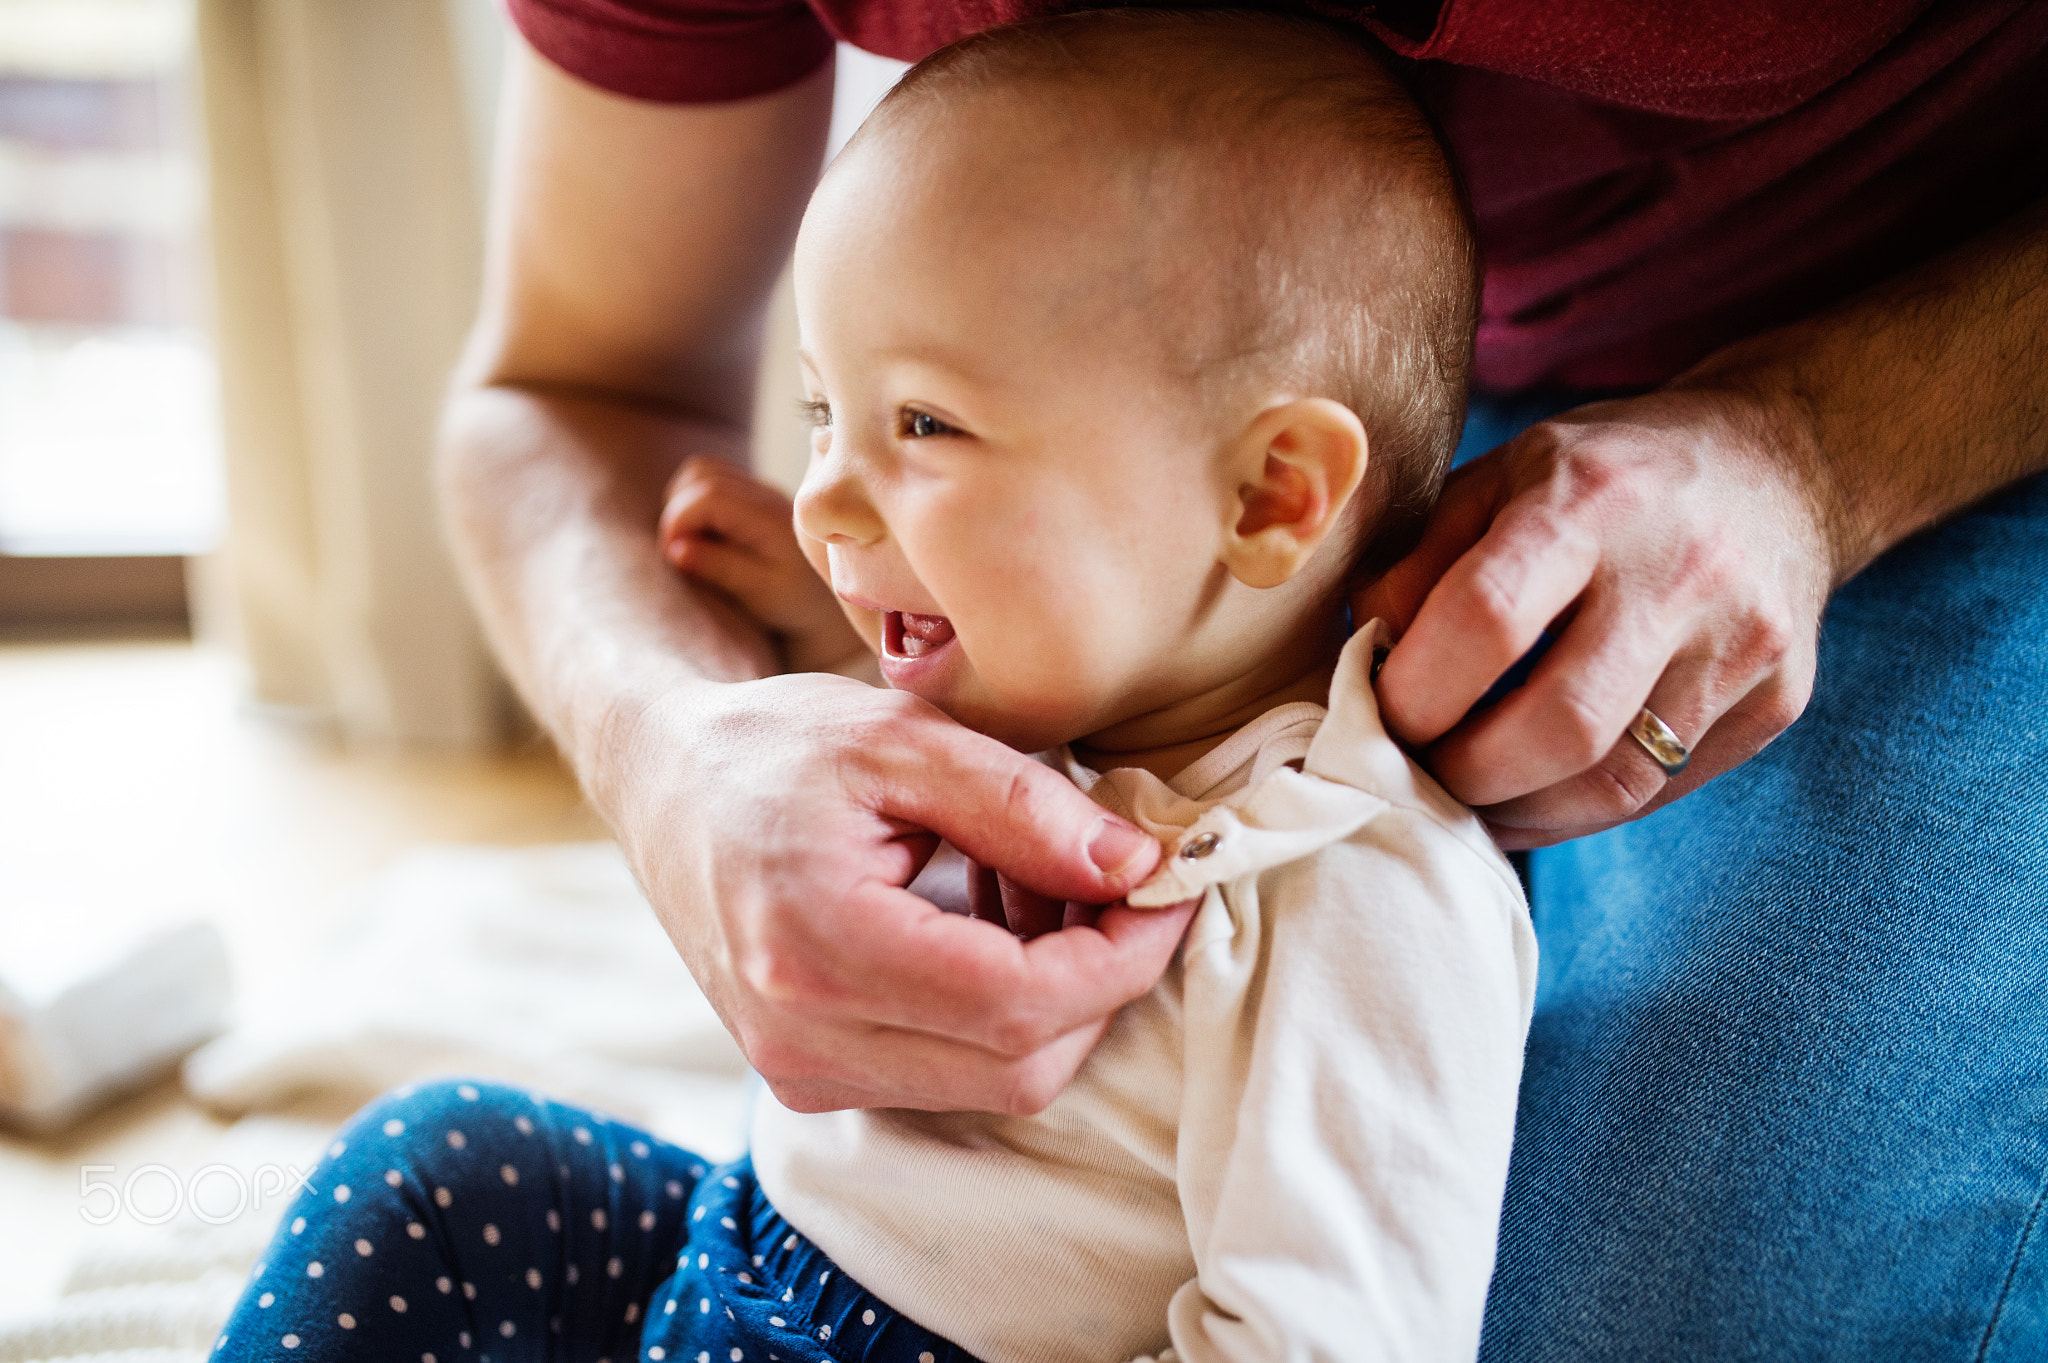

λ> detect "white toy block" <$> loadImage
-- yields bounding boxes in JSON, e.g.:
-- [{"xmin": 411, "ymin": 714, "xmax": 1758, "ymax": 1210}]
[{"xmin": 0, "ymin": 919, "xmax": 230, "ymax": 1134}]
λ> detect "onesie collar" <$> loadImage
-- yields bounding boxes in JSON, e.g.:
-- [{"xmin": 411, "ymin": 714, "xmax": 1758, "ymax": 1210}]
[{"xmin": 1060, "ymin": 620, "xmax": 1405, "ymax": 908}]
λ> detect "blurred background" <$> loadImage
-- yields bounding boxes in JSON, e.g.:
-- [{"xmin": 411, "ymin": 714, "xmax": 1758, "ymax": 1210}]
[{"xmin": 0, "ymin": 1, "xmax": 904, "ymax": 1352}]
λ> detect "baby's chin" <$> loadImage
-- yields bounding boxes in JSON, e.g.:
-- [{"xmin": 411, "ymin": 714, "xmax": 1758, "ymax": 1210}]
[{"xmin": 899, "ymin": 682, "xmax": 1094, "ymax": 756}]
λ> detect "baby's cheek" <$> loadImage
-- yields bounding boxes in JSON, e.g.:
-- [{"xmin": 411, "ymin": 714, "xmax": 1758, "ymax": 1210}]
[
  {"xmin": 796, "ymin": 522, "xmax": 831, "ymax": 581},
  {"xmin": 841, "ymin": 602, "xmax": 882, "ymax": 657},
  {"xmin": 977, "ymin": 610, "xmax": 1127, "ymax": 719}
]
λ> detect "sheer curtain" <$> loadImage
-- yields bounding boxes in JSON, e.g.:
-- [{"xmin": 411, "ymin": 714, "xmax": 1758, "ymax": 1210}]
[
  {"xmin": 196, "ymin": 0, "xmax": 505, "ymax": 746},
  {"xmin": 195, "ymin": 6, "xmax": 901, "ymax": 748}
]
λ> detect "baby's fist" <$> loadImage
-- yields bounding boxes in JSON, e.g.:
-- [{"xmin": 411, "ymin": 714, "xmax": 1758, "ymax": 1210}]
[{"xmin": 658, "ymin": 455, "xmax": 867, "ymax": 674}]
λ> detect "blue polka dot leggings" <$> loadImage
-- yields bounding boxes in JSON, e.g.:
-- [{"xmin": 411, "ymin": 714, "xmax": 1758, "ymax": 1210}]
[{"xmin": 213, "ymin": 1080, "xmax": 979, "ymax": 1363}]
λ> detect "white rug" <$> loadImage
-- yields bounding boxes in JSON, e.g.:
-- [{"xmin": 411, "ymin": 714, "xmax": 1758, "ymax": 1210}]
[
  {"xmin": 184, "ymin": 842, "xmax": 753, "ymax": 1156},
  {"xmin": 4, "ymin": 844, "xmax": 753, "ymax": 1363},
  {"xmin": 0, "ymin": 1116, "xmax": 324, "ymax": 1363}
]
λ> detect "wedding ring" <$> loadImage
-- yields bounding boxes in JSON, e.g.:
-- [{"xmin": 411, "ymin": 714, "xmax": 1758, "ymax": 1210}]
[{"xmin": 1628, "ymin": 707, "xmax": 1691, "ymax": 777}]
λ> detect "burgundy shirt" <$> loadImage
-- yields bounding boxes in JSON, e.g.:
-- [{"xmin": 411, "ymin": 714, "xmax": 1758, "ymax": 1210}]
[{"xmin": 506, "ymin": 0, "xmax": 2048, "ymax": 393}]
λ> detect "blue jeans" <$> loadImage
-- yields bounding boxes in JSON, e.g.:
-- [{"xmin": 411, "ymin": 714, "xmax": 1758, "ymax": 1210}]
[
  {"xmin": 212, "ymin": 1080, "xmax": 976, "ymax": 1363},
  {"xmin": 1458, "ymin": 395, "xmax": 2048, "ymax": 1359}
]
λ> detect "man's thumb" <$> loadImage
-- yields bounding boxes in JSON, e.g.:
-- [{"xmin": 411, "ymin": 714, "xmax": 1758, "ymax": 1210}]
[{"xmin": 881, "ymin": 727, "xmax": 1161, "ymax": 905}]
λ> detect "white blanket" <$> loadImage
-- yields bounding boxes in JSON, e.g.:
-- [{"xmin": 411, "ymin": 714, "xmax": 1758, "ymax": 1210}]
[
  {"xmin": 183, "ymin": 842, "xmax": 752, "ymax": 1158},
  {"xmin": 4, "ymin": 844, "xmax": 752, "ymax": 1363}
]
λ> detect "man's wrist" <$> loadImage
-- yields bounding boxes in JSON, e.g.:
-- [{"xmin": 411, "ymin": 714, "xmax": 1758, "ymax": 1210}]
[
  {"xmin": 1662, "ymin": 357, "xmax": 1855, "ymax": 584},
  {"xmin": 1669, "ymin": 197, "xmax": 2048, "ymax": 586},
  {"xmin": 570, "ymin": 664, "xmax": 719, "ymax": 831}
]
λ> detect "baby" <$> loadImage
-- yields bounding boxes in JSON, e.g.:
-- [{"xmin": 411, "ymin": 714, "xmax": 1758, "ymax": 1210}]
[
  {"xmin": 663, "ymin": 11, "xmax": 1535, "ymax": 1359},
  {"xmin": 213, "ymin": 12, "xmax": 1532, "ymax": 1363}
]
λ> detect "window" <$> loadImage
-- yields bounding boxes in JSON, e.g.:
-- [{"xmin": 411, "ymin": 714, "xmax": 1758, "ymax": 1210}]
[{"xmin": 0, "ymin": 0, "xmax": 221, "ymax": 629}]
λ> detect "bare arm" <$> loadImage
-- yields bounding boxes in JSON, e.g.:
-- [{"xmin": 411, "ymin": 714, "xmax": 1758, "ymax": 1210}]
[
  {"xmin": 440, "ymin": 45, "xmax": 1179, "ymax": 1112},
  {"xmin": 443, "ymin": 46, "xmax": 824, "ymax": 731},
  {"xmin": 1360, "ymin": 199, "xmax": 2048, "ymax": 846}
]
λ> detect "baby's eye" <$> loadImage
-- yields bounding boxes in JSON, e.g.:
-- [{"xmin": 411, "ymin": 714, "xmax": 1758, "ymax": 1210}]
[
  {"xmin": 797, "ymin": 397, "xmax": 832, "ymax": 428},
  {"xmin": 901, "ymin": 408, "xmax": 958, "ymax": 439}
]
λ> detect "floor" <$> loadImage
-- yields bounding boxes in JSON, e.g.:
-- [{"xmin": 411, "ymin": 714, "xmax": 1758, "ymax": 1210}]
[{"xmin": 0, "ymin": 635, "xmax": 605, "ymax": 1319}]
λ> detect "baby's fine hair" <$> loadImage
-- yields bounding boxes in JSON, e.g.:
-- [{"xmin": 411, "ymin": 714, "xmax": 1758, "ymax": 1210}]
[{"xmin": 865, "ymin": 8, "xmax": 1481, "ymax": 574}]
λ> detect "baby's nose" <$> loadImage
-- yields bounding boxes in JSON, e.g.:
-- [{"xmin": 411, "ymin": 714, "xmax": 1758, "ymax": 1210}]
[{"xmin": 794, "ymin": 459, "xmax": 886, "ymax": 548}]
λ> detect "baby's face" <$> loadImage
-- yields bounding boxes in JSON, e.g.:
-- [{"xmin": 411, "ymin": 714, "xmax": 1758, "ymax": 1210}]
[{"xmin": 790, "ymin": 111, "xmax": 1255, "ymax": 752}]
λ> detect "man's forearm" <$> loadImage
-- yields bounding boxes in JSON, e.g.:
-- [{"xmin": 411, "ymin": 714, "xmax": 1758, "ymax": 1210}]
[
  {"xmin": 434, "ymin": 48, "xmax": 830, "ymax": 792},
  {"xmin": 438, "ymin": 384, "xmax": 777, "ymax": 784},
  {"xmin": 1677, "ymin": 197, "xmax": 2048, "ymax": 585}
]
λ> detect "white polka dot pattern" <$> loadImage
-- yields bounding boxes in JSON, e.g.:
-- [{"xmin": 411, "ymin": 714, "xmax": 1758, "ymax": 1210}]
[{"xmin": 218, "ymin": 1088, "xmax": 968, "ymax": 1363}]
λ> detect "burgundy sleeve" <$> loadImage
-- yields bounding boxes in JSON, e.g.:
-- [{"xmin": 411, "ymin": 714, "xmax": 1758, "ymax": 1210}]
[{"xmin": 505, "ymin": 0, "xmax": 835, "ymax": 103}]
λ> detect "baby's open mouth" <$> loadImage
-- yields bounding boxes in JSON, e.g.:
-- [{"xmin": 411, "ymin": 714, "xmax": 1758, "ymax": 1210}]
[{"xmin": 886, "ymin": 610, "xmax": 956, "ymax": 659}]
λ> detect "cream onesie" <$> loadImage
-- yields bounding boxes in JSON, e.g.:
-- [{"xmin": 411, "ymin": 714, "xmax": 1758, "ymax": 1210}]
[{"xmin": 752, "ymin": 624, "xmax": 1540, "ymax": 1363}]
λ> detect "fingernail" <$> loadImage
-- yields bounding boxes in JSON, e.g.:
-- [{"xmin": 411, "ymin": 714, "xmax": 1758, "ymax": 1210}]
[{"xmin": 1085, "ymin": 816, "xmax": 1151, "ymax": 879}]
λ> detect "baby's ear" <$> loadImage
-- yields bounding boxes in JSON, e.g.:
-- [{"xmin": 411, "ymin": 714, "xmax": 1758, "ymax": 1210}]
[{"xmin": 1221, "ymin": 398, "xmax": 1369, "ymax": 590}]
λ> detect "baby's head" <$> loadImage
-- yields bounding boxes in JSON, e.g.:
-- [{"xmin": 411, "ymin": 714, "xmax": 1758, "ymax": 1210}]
[{"xmin": 793, "ymin": 8, "xmax": 1476, "ymax": 759}]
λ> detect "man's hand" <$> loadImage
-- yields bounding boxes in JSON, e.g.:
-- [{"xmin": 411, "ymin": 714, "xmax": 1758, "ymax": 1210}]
[
  {"xmin": 1357, "ymin": 390, "xmax": 1831, "ymax": 848},
  {"xmin": 606, "ymin": 671, "xmax": 1186, "ymax": 1114},
  {"xmin": 1358, "ymin": 199, "xmax": 2048, "ymax": 847}
]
